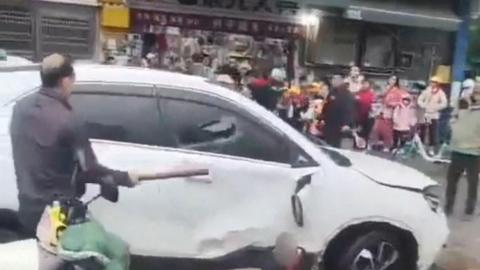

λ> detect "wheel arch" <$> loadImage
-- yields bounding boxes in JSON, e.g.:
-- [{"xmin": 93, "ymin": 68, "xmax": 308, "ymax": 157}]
[{"xmin": 321, "ymin": 221, "xmax": 419, "ymax": 269}]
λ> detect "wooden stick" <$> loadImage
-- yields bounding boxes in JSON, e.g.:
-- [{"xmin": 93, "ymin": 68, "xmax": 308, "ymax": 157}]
[{"xmin": 138, "ymin": 168, "xmax": 210, "ymax": 181}]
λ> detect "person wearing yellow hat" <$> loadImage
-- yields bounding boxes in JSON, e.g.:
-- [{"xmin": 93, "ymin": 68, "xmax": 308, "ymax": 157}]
[{"xmin": 417, "ymin": 75, "xmax": 448, "ymax": 155}]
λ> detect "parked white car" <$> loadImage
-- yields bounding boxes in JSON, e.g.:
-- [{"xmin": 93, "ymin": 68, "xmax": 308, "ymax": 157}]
[
  {"xmin": 0, "ymin": 50, "xmax": 32, "ymax": 67},
  {"xmin": 0, "ymin": 65, "xmax": 448, "ymax": 270}
]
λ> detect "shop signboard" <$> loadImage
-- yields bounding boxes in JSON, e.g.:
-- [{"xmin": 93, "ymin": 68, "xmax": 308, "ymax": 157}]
[
  {"xmin": 132, "ymin": 0, "xmax": 300, "ymax": 15},
  {"xmin": 177, "ymin": 0, "xmax": 300, "ymax": 15},
  {"xmin": 40, "ymin": 0, "xmax": 99, "ymax": 6},
  {"xmin": 132, "ymin": 9, "xmax": 305, "ymax": 38}
]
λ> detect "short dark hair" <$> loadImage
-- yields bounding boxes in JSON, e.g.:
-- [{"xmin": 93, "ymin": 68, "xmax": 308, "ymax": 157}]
[
  {"xmin": 40, "ymin": 54, "xmax": 74, "ymax": 88},
  {"xmin": 390, "ymin": 74, "xmax": 400, "ymax": 87}
]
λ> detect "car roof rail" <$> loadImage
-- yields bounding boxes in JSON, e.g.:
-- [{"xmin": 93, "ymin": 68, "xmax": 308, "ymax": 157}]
[{"xmin": 0, "ymin": 64, "xmax": 40, "ymax": 72}]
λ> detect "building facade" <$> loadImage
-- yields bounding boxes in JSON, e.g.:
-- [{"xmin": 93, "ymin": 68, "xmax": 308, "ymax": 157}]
[
  {"xmin": 302, "ymin": 0, "xmax": 463, "ymax": 83},
  {"xmin": 0, "ymin": 0, "xmax": 99, "ymax": 61},
  {"xmin": 99, "ymin": 0, "xmax": 307, "ymax": 76}
]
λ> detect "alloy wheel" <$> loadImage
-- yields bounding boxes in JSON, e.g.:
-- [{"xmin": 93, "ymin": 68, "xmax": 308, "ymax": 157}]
[{"xmin": 351, "ymin": 241, "xmax": 400, "ymax": 270}]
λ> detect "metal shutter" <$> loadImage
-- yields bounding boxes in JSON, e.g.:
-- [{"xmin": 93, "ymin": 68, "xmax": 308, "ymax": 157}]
[
  {"xmin": 0, "ymin": 6, "xmax": 34, "ymax": 59},
  {"xmin": 40, "ymin": 15, "xmax": 91, "ymax": 58}
]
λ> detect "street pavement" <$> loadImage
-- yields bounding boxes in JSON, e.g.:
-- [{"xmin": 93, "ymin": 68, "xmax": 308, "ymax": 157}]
[{"xmin": 369, "ymin": 152, "xmax": 480, "ymax": 270}]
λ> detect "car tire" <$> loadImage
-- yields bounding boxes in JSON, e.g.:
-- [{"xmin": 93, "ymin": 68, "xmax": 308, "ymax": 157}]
[
  {"xmin": 0, "ymin": 228, "xmax": 19, "ymax": 243},
  {"xmin": 329, "ymin": 231, "xmax": 409, "ymax": 270}
]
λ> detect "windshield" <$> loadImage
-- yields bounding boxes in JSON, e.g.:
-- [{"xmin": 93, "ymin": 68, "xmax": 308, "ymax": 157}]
[{"xmin": 305, "ymin": 133, "xmax": 352, "ymax": 167}]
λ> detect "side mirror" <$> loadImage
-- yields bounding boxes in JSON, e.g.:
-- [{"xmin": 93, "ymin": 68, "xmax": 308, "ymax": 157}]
[{"xmin": 101, "ymin": 182, "xmax": 119, "ymax": 203}]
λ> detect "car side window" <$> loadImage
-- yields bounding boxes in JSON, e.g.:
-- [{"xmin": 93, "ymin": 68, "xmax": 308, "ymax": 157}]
[
  {"xmin": 70, "ymin": 85, "xmax": 174, "ymax": 147},
  {"xmin": 161, "ymin": 97, "xmax": 291, "ymax": 164}
]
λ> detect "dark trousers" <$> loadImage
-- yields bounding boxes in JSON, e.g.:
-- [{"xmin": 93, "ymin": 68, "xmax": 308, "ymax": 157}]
[
  {"xmin": 357, "ymin": 118, "xmax": 374, "ymax": 141},
  {"xmin": 324, "ymin": 128, "xmax": 342, "ymax": 148},
  {"xmin": 18, "ymin": 201, "xmax": 47, "ymax": 239},
  {"xmin": 278, "ymin": 108, "xmax": 288, "ymax": 122},
  {"xmin": 445, "ymin": 152, "xmax": 480, "ymax": 215},
  {"xmin": 419, "ymin": 120, "xmax": 438, "ymax": 146},
  {"xmin": 288, "ymin": 119, "xmax": 304, "ymax": 132},
  {"xmin": 393, "ymin": 130, "xmax": 410, "ymax": 149}
]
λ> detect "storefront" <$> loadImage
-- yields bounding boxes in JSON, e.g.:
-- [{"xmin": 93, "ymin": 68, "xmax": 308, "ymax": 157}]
[
  {"xmin": 100, "ymin": 0, "xmax": 136, "ymax": 65},
  {"xmin": 123, "ymin": 0, "xmax": 305, "ymax": 79},
  {"xmin": 0, "ymin": 0, "xmax": 99, "ymax": 61},
  {"xmin": 303, "ymin": 0, "xmax": 462, "ymax": 82}
]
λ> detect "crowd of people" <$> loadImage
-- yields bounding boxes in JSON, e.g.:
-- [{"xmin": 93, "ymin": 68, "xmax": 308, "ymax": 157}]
[
  {"xmin": 238, "ymin": 65, "xmax": 480, "ymax": 218},
  {"xmin": 240, "ymin": 65, "xmax": 453, "ymax": 155}
]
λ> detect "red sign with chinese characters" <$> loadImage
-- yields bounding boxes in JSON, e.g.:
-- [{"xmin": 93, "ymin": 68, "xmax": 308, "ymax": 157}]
[{"xmin": 132, "ymin": 9, "xmax": 305, "ymax": 39}]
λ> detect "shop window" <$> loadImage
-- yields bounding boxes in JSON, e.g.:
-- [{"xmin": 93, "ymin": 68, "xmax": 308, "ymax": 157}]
[
  {"xmin": 396, "ymin": 26, "xmax": 452, "ymax": 81},
  {"xmin": 363, "ymin": 26, "xmax": 394, "ymax": 68},
  {"xmin": 162, "ymin": 97, "xmax": 291, "ymax": 164},
  {"xmin": 305, "ymin": 18, "xmax": 360, "ymax": 66},
  {"xmin": 70, "ymin": 91, "xmax": 174, "ymax": 147}
]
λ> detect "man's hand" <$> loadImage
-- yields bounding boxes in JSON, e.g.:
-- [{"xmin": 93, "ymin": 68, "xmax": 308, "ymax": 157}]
[{"xmin": 127, "ymin": 171, "xmax": 141, "ymax": 187}]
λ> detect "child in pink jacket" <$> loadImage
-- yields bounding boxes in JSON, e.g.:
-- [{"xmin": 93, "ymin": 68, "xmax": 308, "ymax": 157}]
[{"xmin": 392, "ymin": 95, "xmax": 417, "ymax": 148}]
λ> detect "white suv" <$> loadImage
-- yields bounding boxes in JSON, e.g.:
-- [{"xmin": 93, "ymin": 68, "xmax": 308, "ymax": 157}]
[{"xmin": 0, "ymin": 65, "xmax": 448, "ymax": 270}]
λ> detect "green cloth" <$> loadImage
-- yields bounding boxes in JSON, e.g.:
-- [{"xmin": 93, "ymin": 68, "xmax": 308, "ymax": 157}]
[{"xmin": 58, "ymin": 219, "xmax": 130, "ymax": 270}]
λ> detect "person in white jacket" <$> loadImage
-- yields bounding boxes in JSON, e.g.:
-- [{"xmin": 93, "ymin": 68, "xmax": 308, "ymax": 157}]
[{"xmin": 417, "ymin": 76, "xmax": 448, "ymax": 154}]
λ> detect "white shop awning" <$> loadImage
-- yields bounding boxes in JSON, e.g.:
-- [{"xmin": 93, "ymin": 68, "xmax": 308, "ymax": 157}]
[{"xmin": 37, "ymin": 0, "xmax": 99, "ymax": 7}]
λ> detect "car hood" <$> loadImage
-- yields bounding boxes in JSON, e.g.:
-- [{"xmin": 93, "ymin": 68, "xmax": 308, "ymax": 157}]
[{"xmin": 338, "ymin": 149, "xmax": 437, "ymax": 190}]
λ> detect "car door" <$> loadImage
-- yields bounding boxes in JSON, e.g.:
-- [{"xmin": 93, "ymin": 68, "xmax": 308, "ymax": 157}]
[
  {"xmin": 142, "ymin": 87, "xmax": 318, "ymax": 257},
  {"xmin": 71, "ymin": 83, "xmax": 318, "ymax": 258},
  {"xmin": 68, "ymin": 83, "xmax": 197, "ymax": 256}
]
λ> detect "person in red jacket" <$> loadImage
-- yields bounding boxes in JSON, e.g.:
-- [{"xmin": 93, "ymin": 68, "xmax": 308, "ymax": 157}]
[
  {"xmin": 370, "ymin": 75, "xmax": 408, "ymax": 151},
  {"xmin": 355, "ymin": 79, "xmax": 376, "ymax": 141}
]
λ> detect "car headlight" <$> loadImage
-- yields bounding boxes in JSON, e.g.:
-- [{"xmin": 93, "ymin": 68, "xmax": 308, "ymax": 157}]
[{"xmin": 423, "ymin": 185, "xmax": 443, "ymax": 213}]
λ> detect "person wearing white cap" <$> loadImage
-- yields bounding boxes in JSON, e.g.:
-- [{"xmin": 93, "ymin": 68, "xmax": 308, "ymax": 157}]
[{"xmin": 417, "ymin": 75, "xmax": 448, "ymax": 155}]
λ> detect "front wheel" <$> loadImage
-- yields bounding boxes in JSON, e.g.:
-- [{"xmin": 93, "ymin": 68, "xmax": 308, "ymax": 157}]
[{"xmin": 329, "ymin": 231, "xmax": 410, "ymax": 270}]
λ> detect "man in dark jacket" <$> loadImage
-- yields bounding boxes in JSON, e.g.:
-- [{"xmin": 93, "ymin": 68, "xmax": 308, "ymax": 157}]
[
  {"xmin": 321, "ymin": 75, "xmax": 355, "ymax": 147},
  {"xmin": 10, "ymin": 54, "xmax": 138, "ymax": 237}
]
